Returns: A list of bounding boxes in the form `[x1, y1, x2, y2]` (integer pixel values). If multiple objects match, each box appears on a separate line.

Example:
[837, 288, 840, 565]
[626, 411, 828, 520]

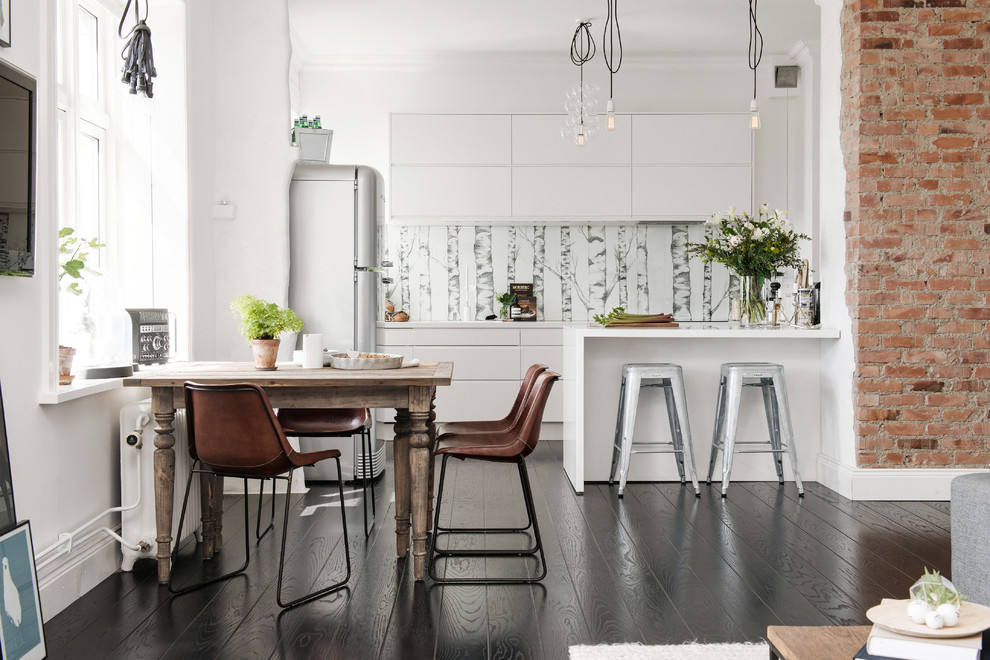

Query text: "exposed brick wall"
[840, 0, 990, 467]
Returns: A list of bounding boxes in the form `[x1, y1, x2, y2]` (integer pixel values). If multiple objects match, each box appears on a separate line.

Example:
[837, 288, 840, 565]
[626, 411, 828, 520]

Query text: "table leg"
[152, 390, 176, 584]
[427, 394, 437, 532]
[212, 475, 224, 550]
[393, 409, 411, 558]
[409, 386, 434, 580]
[199, 473, 216, 558]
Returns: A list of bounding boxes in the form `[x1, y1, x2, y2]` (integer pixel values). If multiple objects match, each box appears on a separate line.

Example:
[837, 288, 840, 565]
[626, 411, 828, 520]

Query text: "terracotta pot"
[251, 338, 281, 371]
[58, 345, 77, 385]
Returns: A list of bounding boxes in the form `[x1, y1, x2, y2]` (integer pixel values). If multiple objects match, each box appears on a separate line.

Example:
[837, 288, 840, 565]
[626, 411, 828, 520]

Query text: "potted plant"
[495, 291, 516, 321]
[231, 295, 304, 370]
[58, 227, 105, 384]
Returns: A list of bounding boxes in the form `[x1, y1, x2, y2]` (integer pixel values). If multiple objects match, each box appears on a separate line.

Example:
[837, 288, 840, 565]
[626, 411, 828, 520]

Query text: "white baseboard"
[817, 453, 978, 501]
[36, 527, 122, 621]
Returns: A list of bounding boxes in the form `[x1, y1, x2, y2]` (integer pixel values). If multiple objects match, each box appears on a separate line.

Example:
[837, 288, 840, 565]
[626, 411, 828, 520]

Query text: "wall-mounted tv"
[0, 59, 36, 277]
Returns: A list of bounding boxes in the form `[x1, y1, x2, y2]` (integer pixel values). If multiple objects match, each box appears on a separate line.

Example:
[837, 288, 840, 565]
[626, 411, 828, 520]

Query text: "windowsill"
[38, 362, 182, 405]
[39, 377, 126, 404]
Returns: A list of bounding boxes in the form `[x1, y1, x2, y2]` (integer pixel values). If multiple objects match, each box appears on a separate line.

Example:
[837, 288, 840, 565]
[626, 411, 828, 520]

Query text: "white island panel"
[563, 325, 839, 494]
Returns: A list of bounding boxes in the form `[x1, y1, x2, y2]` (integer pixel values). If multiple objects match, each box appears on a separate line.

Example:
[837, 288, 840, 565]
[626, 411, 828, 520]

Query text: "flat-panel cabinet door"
[513, 166, 630, 217]
[414, 346, 520, 380]
[391, 166, 511, 217]
[633, 114, 751, 165]
[512, 115, 631, 165]
[433, 381, 523, 422]
[391, 115, 511, 165]
[633, 165, 751, 219]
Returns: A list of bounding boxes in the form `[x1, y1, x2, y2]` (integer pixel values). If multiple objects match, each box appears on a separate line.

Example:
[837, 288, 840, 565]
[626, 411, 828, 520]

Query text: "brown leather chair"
[168, 382, 350, 609]
[439, 363, 548, 435]
[276, 407, 376, 538]
[429, 369, 560, 584]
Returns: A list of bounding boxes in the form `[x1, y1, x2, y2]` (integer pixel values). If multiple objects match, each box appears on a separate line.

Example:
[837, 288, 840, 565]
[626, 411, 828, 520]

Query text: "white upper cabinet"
[633, 166, 752, 218]
[513, 167, 631, 217]
[390, 114, 511, 165]
[391, 166, 511, 217]
[511, 115, 631, 165]
[632, 114, 751, 164]
[389, 113, 752, 223]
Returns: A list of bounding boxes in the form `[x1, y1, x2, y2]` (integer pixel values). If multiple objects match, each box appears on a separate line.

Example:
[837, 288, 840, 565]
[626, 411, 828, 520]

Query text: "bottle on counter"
[313, 115, 322, 129]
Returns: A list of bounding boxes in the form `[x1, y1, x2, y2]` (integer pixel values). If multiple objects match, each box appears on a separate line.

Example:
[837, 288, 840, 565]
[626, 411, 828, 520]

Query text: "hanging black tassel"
[118, 0, 156, 98]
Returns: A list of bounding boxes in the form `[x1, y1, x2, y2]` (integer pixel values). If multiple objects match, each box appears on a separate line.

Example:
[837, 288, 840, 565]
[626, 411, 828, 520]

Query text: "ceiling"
[288, 0, 821, 63]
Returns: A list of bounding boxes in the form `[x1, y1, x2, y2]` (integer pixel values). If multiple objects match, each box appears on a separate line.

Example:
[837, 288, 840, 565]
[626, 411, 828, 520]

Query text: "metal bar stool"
[608, 363, 701, 497]
[706, 362, 804, 497]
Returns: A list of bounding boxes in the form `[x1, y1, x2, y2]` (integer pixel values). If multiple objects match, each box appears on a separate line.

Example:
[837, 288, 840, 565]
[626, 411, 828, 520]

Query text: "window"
[54, 0, 188, 390]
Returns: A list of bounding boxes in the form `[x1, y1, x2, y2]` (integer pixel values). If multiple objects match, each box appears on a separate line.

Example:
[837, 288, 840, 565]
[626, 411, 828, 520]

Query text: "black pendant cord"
[748, 0, 763, 100]
[603, 0, 623, 99]
[569, 21, 596, 128]
[118, 0, 157, 98]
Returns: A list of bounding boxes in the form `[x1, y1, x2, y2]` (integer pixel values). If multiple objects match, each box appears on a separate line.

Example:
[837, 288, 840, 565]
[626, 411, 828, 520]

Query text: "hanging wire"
[570, 21, 596, 67]
[569, 21, 596, 132]
[603, 0, 623, 99]
[748, 0, 763, 99]
[119, 0, 156, 98]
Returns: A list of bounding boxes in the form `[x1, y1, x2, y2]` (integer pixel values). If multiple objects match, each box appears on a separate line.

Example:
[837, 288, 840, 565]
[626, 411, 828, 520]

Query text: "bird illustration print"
[2, 556, 21, 626]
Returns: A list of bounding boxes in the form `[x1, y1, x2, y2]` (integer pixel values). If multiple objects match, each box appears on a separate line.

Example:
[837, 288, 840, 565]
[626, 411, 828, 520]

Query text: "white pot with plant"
[231, 295, 304, 370]
[58, 227, 104, 384]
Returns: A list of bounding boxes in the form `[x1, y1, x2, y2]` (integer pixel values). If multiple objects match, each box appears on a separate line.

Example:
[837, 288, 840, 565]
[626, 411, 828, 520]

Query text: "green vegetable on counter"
[593, 307, 674, 327]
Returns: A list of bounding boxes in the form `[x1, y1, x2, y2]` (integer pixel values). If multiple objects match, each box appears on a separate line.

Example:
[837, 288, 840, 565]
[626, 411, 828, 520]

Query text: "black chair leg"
[256, 478, 276, 541]
[169, 466, 251, 596]
[429, 456, 546, 584]
[276, 463, 351, 608]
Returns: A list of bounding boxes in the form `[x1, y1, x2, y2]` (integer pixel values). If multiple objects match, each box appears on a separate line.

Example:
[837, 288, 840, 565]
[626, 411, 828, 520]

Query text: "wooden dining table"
[122, 360, 454, 583]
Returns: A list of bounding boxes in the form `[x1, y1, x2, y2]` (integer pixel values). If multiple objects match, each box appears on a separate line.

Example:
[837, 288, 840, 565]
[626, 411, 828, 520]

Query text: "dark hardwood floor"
[45, 441, 951, 659]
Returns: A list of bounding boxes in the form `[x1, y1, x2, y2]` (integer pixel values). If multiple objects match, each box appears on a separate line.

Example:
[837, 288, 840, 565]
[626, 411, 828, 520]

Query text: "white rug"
[569, 642, 769, 660]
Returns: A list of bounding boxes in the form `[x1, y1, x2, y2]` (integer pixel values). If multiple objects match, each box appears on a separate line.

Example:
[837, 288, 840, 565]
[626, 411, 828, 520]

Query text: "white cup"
[302, 333, 324, 368]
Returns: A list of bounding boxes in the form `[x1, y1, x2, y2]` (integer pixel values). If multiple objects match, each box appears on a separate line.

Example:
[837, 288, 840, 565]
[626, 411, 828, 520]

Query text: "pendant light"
[603, 0, 623, 131]
[561, 21, 600, 146]
[748, 0, 763, 130]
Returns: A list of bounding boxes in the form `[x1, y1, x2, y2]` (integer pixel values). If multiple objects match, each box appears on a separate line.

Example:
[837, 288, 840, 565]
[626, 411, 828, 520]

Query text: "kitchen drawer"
[414, 346, 520, 380]
[433, 380, 522, 422]
[376, 344, 412, 360]
[520, 327, 564, 346]
[412, 328, 519, 346]
[520, 346, 563, 375]
[377, 328, 413, 345]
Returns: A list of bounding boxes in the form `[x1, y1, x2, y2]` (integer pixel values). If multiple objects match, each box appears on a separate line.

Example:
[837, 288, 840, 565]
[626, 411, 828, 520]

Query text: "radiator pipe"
[36, 433, 152, 569]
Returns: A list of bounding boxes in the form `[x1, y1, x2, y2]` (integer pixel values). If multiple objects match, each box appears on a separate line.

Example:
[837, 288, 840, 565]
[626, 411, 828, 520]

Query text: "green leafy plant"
[59, 227, 105, 296]
[230, 295, 304, 341]
[911, 567, 965, 608]
[685, 205, 809, 280]
[495, 292, 516, 307]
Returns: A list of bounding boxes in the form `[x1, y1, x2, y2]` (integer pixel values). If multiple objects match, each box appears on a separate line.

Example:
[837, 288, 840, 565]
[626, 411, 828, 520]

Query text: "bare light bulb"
[750, 98, 761, 130]
[578, 131, 585, 146]
[607, 98, 616, 131]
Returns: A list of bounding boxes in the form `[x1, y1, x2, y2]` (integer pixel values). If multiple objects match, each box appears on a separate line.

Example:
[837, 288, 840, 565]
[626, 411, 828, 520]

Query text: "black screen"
[0, 59, 36, 277]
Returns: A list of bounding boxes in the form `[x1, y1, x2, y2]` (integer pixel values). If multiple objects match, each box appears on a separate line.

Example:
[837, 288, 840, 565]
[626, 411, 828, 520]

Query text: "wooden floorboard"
[45, 441, 952, 659]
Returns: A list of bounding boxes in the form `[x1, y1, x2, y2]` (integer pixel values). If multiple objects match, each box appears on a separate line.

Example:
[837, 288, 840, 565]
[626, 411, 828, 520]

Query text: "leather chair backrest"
[502, 363, 548, 427]
[509, 370, 560, 458]
[184, 381, 297, 477]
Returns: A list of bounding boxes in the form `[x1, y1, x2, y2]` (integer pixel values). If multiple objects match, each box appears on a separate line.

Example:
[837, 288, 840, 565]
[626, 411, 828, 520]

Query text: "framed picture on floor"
[0, 521, 45, 660]
[0, 0, 10, 48]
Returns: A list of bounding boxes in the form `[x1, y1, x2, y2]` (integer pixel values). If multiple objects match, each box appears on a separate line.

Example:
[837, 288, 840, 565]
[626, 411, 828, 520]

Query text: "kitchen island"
[563, 323, 840, 494]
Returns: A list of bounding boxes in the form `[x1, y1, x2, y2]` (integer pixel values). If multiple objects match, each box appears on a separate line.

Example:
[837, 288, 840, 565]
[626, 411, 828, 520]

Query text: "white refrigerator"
[288, 164, 385, 481]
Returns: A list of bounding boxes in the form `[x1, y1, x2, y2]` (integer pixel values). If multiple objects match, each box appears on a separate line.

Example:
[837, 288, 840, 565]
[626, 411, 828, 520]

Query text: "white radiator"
[119, 399, 202, 571]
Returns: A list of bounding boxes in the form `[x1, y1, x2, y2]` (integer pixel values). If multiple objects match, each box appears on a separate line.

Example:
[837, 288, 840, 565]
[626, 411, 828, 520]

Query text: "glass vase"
[499, 304, 510, 320]
[739, 275, 766, 327]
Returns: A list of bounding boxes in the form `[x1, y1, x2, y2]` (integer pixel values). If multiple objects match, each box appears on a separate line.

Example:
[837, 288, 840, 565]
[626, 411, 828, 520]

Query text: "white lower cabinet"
[375, 324, 564, 437]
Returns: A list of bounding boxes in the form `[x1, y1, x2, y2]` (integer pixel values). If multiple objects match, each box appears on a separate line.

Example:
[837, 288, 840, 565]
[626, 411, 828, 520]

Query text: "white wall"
[187, 0, 298, 363]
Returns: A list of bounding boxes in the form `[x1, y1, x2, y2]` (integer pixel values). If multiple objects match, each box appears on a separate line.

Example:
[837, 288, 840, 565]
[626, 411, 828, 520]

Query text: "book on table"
[858, 623, 982, 660]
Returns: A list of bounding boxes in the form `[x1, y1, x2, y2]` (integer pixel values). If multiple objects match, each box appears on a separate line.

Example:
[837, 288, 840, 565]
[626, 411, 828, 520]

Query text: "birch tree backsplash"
[379, 223, 737, 322]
